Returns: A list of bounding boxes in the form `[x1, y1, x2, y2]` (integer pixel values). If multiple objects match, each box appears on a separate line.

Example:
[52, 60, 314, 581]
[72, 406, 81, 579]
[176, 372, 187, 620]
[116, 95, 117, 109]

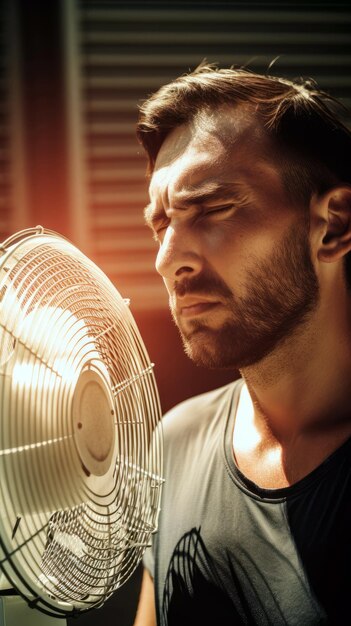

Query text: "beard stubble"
[170, 222, 319, 370]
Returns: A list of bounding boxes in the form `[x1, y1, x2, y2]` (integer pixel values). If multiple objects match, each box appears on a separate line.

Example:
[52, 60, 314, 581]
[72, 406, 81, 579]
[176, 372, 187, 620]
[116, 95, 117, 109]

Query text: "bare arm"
[133, 568, 157, 626]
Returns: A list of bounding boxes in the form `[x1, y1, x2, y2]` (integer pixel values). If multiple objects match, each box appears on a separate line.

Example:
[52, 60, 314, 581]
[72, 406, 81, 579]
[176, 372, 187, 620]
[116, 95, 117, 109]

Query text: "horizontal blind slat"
[79, 3, 351, 310]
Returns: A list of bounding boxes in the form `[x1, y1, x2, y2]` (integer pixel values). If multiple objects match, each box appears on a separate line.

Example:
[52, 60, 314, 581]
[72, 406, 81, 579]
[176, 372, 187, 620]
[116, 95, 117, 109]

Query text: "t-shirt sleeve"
[142, 542, 155, 578]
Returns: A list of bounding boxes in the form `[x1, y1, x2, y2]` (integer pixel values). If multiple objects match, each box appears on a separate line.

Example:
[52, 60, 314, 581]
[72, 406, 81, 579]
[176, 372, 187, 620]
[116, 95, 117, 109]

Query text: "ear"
[313, 185, 351, 263]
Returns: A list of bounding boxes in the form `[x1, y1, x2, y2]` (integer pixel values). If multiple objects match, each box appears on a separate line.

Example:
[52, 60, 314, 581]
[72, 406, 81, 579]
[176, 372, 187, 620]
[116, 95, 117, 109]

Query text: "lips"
[176, 297, 220, 318]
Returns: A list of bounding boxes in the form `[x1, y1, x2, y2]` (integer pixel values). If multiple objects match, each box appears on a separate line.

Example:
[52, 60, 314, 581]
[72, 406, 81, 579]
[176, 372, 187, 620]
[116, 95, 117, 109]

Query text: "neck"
[240, 292, 351, 443]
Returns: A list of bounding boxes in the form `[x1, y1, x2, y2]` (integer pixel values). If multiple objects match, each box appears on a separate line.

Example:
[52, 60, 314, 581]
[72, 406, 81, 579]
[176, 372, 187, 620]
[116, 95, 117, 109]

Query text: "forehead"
[149, 106, 274, 199]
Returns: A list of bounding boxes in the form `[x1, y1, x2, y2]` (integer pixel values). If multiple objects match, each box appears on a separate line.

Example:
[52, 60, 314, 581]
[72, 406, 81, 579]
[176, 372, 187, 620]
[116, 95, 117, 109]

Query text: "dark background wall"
[0, 1, 350, 625]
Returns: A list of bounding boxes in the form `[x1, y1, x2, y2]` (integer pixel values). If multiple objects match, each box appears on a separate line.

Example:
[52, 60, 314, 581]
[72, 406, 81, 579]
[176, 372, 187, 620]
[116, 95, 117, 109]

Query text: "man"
[134, 65, 351, 625]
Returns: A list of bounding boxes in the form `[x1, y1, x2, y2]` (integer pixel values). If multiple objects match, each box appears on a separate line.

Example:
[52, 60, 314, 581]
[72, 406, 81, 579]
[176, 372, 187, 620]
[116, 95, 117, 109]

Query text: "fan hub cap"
[73, 367, 115, 477]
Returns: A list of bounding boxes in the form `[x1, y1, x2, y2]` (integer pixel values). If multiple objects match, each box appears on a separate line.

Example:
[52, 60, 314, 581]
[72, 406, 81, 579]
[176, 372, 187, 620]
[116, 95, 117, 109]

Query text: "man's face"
[145, 108, 319, 369]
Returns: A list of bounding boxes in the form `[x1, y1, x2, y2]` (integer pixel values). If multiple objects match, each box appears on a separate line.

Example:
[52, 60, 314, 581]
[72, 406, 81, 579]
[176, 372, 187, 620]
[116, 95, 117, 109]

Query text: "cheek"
[210, 213, 295, 263]
[204, 224, 285, 292]
[202, 209, 264, 258]
[204, 231, 248, 287]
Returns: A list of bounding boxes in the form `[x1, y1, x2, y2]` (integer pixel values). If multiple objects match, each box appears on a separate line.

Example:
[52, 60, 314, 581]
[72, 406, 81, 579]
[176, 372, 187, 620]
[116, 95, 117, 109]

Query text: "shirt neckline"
[223, 378, 351, 502]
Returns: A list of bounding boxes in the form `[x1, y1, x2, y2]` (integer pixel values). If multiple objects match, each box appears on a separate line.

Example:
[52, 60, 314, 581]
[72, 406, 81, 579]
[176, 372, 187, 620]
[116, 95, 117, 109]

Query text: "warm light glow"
[265, 447, 281, 465]
[235, 385, 282, 465]
[12, 361, 57, 391]
[11, 306, 99, 390]
[234, 384, 261, 453]
[0, 434, 73, 456]
[0, 283, 24, 334]
[0, 284, 24, 367]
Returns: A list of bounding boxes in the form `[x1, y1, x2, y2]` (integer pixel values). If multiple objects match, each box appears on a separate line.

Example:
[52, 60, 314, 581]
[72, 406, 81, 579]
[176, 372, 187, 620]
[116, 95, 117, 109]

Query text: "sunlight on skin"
[234, 383, 282, 467]
[265, 447, 282, 465]
[234, 384, 260, 453]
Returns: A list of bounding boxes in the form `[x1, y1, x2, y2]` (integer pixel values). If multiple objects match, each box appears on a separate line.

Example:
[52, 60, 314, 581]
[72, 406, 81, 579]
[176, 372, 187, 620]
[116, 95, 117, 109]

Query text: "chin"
[180, 324, 279, 371]
[181, 329, 240, 370]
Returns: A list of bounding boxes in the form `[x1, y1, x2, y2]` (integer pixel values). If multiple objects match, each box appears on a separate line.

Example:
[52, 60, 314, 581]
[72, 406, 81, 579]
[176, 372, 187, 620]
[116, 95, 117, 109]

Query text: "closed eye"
[144, 204, 168, 241]
[206, 204, 234, 215]
[150, 219, 169, 242]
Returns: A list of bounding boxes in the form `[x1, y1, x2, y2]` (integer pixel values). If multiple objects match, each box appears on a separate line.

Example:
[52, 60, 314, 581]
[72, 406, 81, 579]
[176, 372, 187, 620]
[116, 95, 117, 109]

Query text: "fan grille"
[0, 227, 163, 616]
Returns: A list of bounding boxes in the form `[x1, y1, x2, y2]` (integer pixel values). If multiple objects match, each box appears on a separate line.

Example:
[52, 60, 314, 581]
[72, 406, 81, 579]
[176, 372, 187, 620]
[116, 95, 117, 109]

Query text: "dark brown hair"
[137, 64, 351, 282]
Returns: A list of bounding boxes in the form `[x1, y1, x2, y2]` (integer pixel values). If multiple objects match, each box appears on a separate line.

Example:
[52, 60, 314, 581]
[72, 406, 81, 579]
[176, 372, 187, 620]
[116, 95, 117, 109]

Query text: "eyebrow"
[144, 181, 247, 227]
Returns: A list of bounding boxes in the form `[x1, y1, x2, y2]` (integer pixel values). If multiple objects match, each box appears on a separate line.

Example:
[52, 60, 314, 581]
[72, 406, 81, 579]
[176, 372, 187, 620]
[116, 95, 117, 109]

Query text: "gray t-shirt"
[144, 380, 351, 625]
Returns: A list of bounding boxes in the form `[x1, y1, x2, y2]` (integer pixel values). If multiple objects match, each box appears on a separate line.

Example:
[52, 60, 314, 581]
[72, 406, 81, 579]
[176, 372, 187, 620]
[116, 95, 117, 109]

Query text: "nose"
[155, 224, 203, 283]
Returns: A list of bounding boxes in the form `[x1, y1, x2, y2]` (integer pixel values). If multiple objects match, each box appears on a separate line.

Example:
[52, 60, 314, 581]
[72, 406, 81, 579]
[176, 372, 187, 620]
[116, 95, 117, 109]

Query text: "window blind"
[56, 3, 351, 309]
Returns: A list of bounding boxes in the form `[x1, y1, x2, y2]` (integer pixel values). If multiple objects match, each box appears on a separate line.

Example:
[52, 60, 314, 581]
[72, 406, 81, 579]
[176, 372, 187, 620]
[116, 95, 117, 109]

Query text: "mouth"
[177, 298, 221, 318]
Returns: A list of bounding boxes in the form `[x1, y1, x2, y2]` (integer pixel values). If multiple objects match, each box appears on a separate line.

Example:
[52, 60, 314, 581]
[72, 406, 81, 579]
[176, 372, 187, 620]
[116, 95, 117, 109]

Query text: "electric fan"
[0, 226, 163, 625]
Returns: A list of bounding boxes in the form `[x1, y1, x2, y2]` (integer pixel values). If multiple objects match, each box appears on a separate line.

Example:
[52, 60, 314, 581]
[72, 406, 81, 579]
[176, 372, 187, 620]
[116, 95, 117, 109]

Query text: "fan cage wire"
[0, 229, 163, 616]
[1, 236, 164, 608]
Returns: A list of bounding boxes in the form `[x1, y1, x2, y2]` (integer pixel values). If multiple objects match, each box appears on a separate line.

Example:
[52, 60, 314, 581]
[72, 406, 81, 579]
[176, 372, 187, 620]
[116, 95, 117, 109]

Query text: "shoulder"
[162, 378, 242, 443]
[160, 379, 242, 486]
